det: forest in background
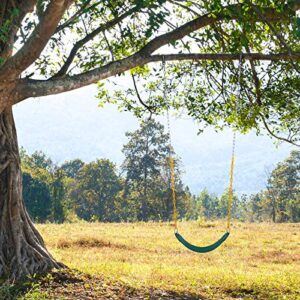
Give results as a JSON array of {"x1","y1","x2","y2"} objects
[{"x1": 21, "y1": 119, "x2": 300, "y2": 224}]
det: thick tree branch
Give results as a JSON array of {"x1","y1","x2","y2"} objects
[
  {"x1": 54, "y1": 1, "x2": 298, "y2": 78},
  {"x1": 140, "y1": 3, "x2": 296, "y2": 55},
  {"x1": 148, "y1": 53, "x2": 300, "y2": 62},
  {"x1": 12, "y1": 1, "x2": 300, "y2": 101},
  {"x1": 53, "y1": 5, "x2": 140, "y2": 77},
  {"x1": 0, "y1": 0, "x2": 70, "y2": 80},
  {"x1": 14, "y1": 52, "x2": 300, "y2": 101},
  {"x1": 0, "y1": 0, "x2": 37, "y2": 61}
]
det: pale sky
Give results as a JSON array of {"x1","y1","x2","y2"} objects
[{"x1": 13, "y1": 85, "x2": 296, "y2": 195}]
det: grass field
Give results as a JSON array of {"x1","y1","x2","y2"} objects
[{"x1": 2, "y1": 221, "x2": 300, "y2": 299}]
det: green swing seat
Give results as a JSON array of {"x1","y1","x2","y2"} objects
[{"x1": 175, "y1": 231, "x2": 230, "y2": 253}]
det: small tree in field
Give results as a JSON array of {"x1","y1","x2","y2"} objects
[
  {"x1": 198, "y1": 189, "x2": 219, "y2": 220},
  {"x1": 21, "y1": 150, "x2": 53, "y2": 222},
  {"x1": 50, "y1": 167, "x2": 66, "y2": 223},
  {"x1": 22, "y1": 173, "x2": 52, "y2": 222},
  {"x1": 70, "y1": 159, "x2": 122, "y2": 222},
  {"x1": 0, "y1": 0, "x2": 299, "y2": 279}
]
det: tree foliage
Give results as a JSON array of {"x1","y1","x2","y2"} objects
[
  {"x1": 121, "y1": 118, "x2": 192, "y2": 221},
  {"x1": 21, "y1": 145, "x2": 300, "y2": 223},
  {"x1": 22, "y1": 172, "x2": 52, "y2": 222},
  {"x1": 265, "y1": 150, "x2": 300, "y2": 222},
  {"x1": 70, "y1": 159, "x2": 122, "y2": 221},
  {"x1": 0, "y1": 1, "x2": 299, "y2": 144}
]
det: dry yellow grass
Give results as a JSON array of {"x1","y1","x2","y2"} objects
[{"x1": 37, "y1": 221, "x2": 300, "y2": 299}]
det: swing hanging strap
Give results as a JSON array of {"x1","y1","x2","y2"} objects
[
  {"x1": 227, "y1": 135, "x2": 235, "y2": 232},
  {"x1": 169, "y1": 157, "x2": 177, "y2": 230},
  {"x1": 227, "y1": 52, "x2": 242, "y2": 232},
  {"x1": 163, "y1": 57, "x2": 178, "y2": 231}
]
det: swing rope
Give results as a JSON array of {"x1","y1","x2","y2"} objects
[
  {"x1": 227, "y1": 144, "x2": 235, "y2": 232},
  {"x1": 227, "y1": 53, "x2": 243, "y2": 232},
  {"x1": 227, "y1": 137, "x2": 237, "y2": 232},
  {"x1": 163, "y1": 54, "x2": 243, "y2": 252},
  {"x1": 162, "y1": 56, "x2": 178, "y2": 231},
  {"x1": 170, "y1": 156, "x2": 177, "y2": 230}
]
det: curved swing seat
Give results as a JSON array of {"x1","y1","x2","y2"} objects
[{"x1": 175, "y1": 231, "x2": 229, "y2": 253}]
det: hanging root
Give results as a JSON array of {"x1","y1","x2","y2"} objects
[{"x1": 0, "y1": 193, "x2": 66, "y2": 281}]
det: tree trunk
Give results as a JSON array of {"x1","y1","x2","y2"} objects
[
  {"x1": 0, "y1": 107, "x2": 63, "y2": 280},
  {"x1": 271, "y1": 197, "x2": 276, "y2": 222}
]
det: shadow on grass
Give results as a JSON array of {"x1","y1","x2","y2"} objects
[
  {"x1": 0, "y1": 269, "x2": 83, "y2": 300},
  {"x1": 2, "y1": 269, "x2": 297, "y2": 300},
  {"x1": 0, "y1": 278, "x2": 36, "y2": 300},
  {"x1": 0, "y1": 269, "x2": 204, "y2": 300}
]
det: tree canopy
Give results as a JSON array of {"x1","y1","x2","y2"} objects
[{"x1": 0, "y1": 0, "x2": 299, "y2": 143}]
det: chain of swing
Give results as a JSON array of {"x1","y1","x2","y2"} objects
[{"x1": 162, "y1": 54, "x2": 243, "y2": 235}]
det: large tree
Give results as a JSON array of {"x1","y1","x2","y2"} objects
[
  {"x1": 121, "y1": 118, "x2": 190, "y2": 221},
  {"x1": 0, "y1": 0, "x2": 299, "y2": 280},
  {"x1": 122, "y1": 119, "x2": 170, "y2": 221}
]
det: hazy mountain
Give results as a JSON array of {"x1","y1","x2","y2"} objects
[{"x1": 14, "y1": 85, "x2": 295, "y2": 196}]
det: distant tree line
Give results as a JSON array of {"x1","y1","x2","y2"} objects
[{"x1": 21, "y1": 120, "x2": 300, "y2": 223}]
